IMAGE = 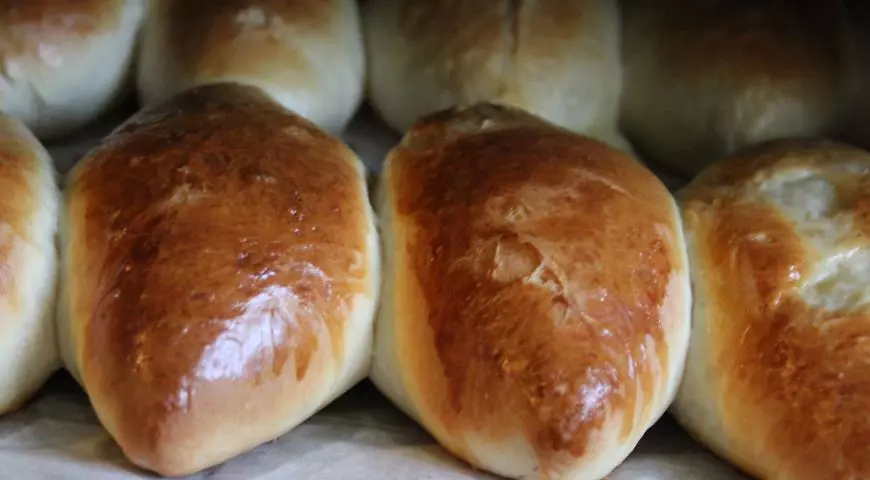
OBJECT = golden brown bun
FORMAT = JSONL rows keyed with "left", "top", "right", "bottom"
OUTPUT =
{"left": 58, "top": 83, "right": 379, "bottom": 476}
{"left": 138, "top": 0, "right": 365, "bottom": 134}
{"left": 674, "top": 139, "right": 870, "bottom": 479}
{"left": 362, "top": 0, "right": 631, "bottom": 151}
{"left": 372, "top": 103, "right": 691, "bottom": 480}
{"left": 0, "top": 0, "right": 144, "bottom": 140}
{"left": 621, "top": 0, "right": 852, "bottom": 176}
{"left": 0, "top": 114, "right": 59, "bottom": 413}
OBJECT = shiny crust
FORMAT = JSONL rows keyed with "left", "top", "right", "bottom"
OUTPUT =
{"left": 138, "top": 0, "right": 364, "bottom": 133}
{"left": 0, "top": 114, "right": 59, "bottom": 413}
{"left": 362, "top": 0, "right": 627, "bottom": 148}
{"left": 63, "top": 83, "right": 377, "bottom": 475}
{"left": 373, "top": 104, "right": 690, "bottom": 479}
{"left": 620, "top": 0, "right": 850, "bottom": 175}
{"left": 675, "top": 139, "right": 870, "bottom": 479}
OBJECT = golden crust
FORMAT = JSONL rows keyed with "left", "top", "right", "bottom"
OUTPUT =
{"left": 65, "top": 83, "right": 373, "bottom": 475}
{"left": 620, "top": 0, "right": 850, "bottom": 175}
{"left": 151, "top": 0, "right": 336, "bottom": 83}
{"left": 380, "top": 104, "right": 688, "bottom": 477}
{"left": 679, "top": 139, "right": 870, "bottom": 479}
{"left": 0, "top": 0, "right": 127, "bottom": 57}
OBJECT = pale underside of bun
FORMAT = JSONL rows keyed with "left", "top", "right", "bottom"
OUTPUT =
{"left": 620, "top": 0, "right": 851, "bottom": 176}
{"left": 59, "top": 83, "right": 379, "bottom": 476}
{"left": 137, "top": 0, "right": 365, "bottom": 134}
{"left": 675, "top": 139, "right": 870, "bottom": 480}
{"left": 362, "top": 0, "right": 631, "bottom": 151}
{"left": 0, "top": 0, "right": 144, "bottom": 140}
{"left": 372, "top": 103, "right": 691, "bottom": 480}
{"left": 0, "top": 114, "right": 59, "bottom": 414}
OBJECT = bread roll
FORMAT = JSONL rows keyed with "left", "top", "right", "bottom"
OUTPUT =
{"left": 674, "top": 139, "right": 870, "bottom": 479}
{"left": 58, "top": 83, "right": 379, "bottom": 476}
{"left": 138, "top": 0, "right": 365, "bottom": 134}
{"left": 0, "top": 114, "right": 58, "bottom": 413}
{"left": 0, "top": 0, "right": 144, "bottom": 140}
{"left": 372, "top": 103, "right": 690, "bottom": 480}
{"left": 621, "top": 0, "right": 851, "bottom": 176}
{"left": 362, "top": 0, "right": 630, "bottom": 151}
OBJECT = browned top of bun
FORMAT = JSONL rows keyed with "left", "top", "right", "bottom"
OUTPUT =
{"left": 0, "top": 0, "right": 127, "bottom": 55}
{"left": 0, "top": 117, "right": 48, "bottom": 238}
{"left": 152, "top": 0, "right": 342, "bottom": 77}
{"left": 67, "top": 83, "right": 371, "bottom": 471}
{"left": 626, "top": 0, "right": 846, "bottom": 82}
{"left": 681, "top": 139, "right": 870, "bottom": 479}
{"left": 386, "top": 104, "right": 685, "bottom": 466}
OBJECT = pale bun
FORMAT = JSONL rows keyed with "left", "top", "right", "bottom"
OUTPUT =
{"left": 674, "top": 139, "right": 870, "bottom": 479}
{"left": 0, "top": 114, "right": 59, "bottom": 414}
{"left": 362, "top": 0, "right": 630, "bottom": 151}
{"left": 372, "top": 103, "right": 690, "bottom": 480}
{"left": 621, "top": 0, "right": 851, "bottom": 176}
{"left": 58, "top": 83, "right": 379, "bottom": 476}
{"left": 137, "top": 0, "right": 365, "bottom": 134}
{"left": 0, "top": 0, "right": 144, "bottom": 140}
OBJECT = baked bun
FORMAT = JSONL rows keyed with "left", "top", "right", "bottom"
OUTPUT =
{"left": 674, "top": 139, "right": 870, "bottom": 479}
{"left": 58, "top": 83, "right": 379, "bottom": 476}
{"left": 137, "top": 0, "right": 365, "bottom": 134}
{"left": 362, "top": 0, "right": 630, "bottom": 151}
{"left": 621, "top": 0, "right": 851, "bottom": 176}
{"left": 0, "top": 0, "right": 144, "bottom": 140}
{"left": 0, "top": 114, "right": 59, "bottom": 413}
{"left": 372, "top": 103, "right": 690, "bottom": 480}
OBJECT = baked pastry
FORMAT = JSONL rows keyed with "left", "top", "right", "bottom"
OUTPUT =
{"left": 57, "top": 83, "right": 379, "bottom": 475}
{"left": 362, "top": 0, "right": 630, "bottom": 150}
{"left": 0, "top": 114, "right": 59, "bottom": 414}
{"left": 372, "top": 103, "right": 691, "bottom": 480}
{"left": 621, "top": 0, "right": 851, "bottom": 176}
{"left": 0, "top": 0, "right": 144, "bottom": 140}
{"left": 674, "top": 139, "right": 870, "bottom": 479}
{"left": 138, "top": 0, "right": 365, "bottom": 134}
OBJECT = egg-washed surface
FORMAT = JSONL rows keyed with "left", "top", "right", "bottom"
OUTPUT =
{"left": 65, "top": 83, "right": 371, "bottom": 458}
{"left": 389, "top": 105, "right": 684, "bottom": 472}
{"left": 681, "top": 139, "right": 870, "bottom": 479}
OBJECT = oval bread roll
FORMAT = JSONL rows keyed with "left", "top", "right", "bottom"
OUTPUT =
{"left": 372, "top": 103, "right": 691, "bottom": 480}
{"left": 58, "top": 83, "right": 379, "bottom": 476}
{"left": 0, "top": 114, "right": 59, "bottom": 413}
{"left": 362, "top": 0, "right": 630, "bottom": 150}
{"left": 137, "top": 0, "right": 365, "bottom": 134}
{"left": 674, "top": 140, "right": 870, "bottom": 479}
{"left": 0, "top": 0, "right": 144, "bottom": 140}
{"left": 621, "top": 0, "right": 851, "bottom": 176}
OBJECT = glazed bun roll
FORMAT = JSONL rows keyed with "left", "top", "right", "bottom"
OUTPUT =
{"left": 0, "top": 114, "right": 59, "bottom": 413}
{"left": 674, "top": 140, "right": 870, "bottom": 479}
{"left": 138, "top": 0, "right": 365, "bottom": 134}
{"left": 58, "top": 83, "right": 379, "bottom": 476}
{"left": 372, "top": 103, "right": 691, "bottom": 480}
{"left": 362, "top": 0, "right": 630, "bottom": 151}
{"left": 621, "top": 0, "right": 851, "bottom": 176}
{"left": 0, "top": 0, "right": 144, "bottom": 140}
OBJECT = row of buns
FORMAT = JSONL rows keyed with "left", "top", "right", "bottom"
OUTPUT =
{"left": 3, "top": 0, "right": 870, "bottom": 177}
{"left": 0, "top": 0, "right": 868, "bottom": 479}
{"left": 3, "top": 81, "right": 870, "bottom": 480}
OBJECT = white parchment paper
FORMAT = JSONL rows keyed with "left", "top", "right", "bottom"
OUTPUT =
{"left": 0, "top": 105, "right": 747, "bottom": 479}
